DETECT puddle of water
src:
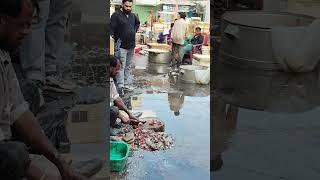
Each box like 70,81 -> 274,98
112,93 -> 210,180
110,56 -> 211,179
213,61 -> 320,179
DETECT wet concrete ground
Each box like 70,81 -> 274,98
111,55 -> 210,179
212,61 -> 320,180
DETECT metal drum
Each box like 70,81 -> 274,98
220,11 -> 315,70
148,63 -> 170,74
147,49 -> 171,64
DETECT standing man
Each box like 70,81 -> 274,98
171,12 -> 188,70
19,0 -> 72,88
0,0 -> 86,179
157,14 -> 164,23
111,0 -> 140,95
147,10 -> 153,27
113,5 -> 122,58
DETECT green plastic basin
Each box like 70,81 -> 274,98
110,141 -> 130,172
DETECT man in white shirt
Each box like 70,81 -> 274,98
171,12 -> 188,70
109,56 -> 138,132
0,0 -> 86,179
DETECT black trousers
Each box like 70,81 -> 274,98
0,141 -> 30,180
110,106 -> 119,128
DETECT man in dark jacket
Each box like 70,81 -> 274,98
110,0 -> 140,94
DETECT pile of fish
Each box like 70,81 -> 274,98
118,126 -> 134,134
111,118 -> 174,151
148,119 -> 162,126
133,128 -> 174,151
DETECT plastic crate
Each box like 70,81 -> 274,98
110,141 -> 130,172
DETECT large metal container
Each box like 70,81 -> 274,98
148,63 -> 170,74
147,49 -> 171,64
180,65 -> 208,84
214,61 -> 320,113
171,81 -> 210,97
220,11 -> 315,70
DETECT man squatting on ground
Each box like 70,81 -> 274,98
0,0 -> 86,179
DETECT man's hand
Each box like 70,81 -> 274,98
120,115 -> 139,126
14,111 -> 87,180
56,156 -> 87,180
128,113 -> 140,126
59,166 -> 87,180
128,113 -> 138,121
130,119 -> 140,126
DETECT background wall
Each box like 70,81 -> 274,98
133,4 -> 159,24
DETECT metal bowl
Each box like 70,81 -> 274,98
221,11 -> 316,70
148,63 -> 170,74
179,65 -> 208,84
147,49 -> 171,64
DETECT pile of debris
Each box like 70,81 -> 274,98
110,119 -> 174,151
133,128 -> 174,151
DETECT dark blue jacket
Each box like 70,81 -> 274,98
110,10 -> 140,49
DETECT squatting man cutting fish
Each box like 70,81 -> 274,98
0,0 -> 86,179
109,56 -> 140,135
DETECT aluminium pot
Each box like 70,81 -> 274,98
220,11 -> 315,70
179,65 -> 208,84
214,61 -> 320,113
148,63 -> 170,74
147,49 -> 171,64
171,80 -> 210,97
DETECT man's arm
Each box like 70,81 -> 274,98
6,62 -> 84,179
114,97 -> 131,117
110,13 -> 117,38
13,111 -> 84,180
13,111 -> 59,164
113,97 -> 138,122
199,35 -> 204,44
27,163 -> 61,180
191,36 -> 195,44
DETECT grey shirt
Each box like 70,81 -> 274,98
0,49 -> 29,141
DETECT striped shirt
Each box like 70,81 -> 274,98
0,49 -> 29,141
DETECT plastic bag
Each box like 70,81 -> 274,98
195,68 -> 210,85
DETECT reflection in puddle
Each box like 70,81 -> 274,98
112,57 -> 210,179
213,61 -> 320,179
212,97 -> 238,172
215,61 -> 320,113
168,91 -> 185,116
